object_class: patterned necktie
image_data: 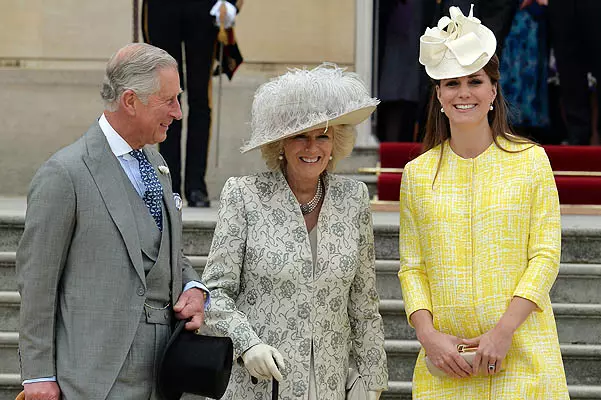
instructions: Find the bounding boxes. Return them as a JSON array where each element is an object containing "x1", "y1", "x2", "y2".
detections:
[{"x1": 130, "y1": 149, "x2": 163, "y2": 231}]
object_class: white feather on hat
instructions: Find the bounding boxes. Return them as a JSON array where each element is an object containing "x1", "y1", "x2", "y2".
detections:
[{"x1": 240, "y1": 62, "x2": 379, "y2": 153}]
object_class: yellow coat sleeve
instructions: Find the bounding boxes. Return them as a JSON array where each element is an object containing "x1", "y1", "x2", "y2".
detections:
[
  {"x1": 398, "y1": 162, "x2": 432, "y2": 326},
  {"x1": 513, "y1": 147, "x2": 561, "y2": 311}
]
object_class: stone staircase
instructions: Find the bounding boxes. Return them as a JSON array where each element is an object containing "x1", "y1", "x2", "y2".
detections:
[{"x1": 1, "y1": 216, "x2": 601, "y2": 399}]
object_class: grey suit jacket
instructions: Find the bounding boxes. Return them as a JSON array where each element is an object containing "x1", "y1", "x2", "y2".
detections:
[{"x1": 16, "y1": 122, "x2": 199, "y2": 399}]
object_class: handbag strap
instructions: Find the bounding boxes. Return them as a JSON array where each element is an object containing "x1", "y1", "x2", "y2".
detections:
[{"x1": 272, "y1": 379, "x2": 279, "y2": 400}]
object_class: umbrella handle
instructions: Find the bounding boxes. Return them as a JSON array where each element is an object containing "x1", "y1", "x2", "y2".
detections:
[
  {"x1": 272, "y1": 379, "x2": 279, "y2": 400},
  {"x1": 249, "y1": 377, "x2": 279, "y2": 399}
]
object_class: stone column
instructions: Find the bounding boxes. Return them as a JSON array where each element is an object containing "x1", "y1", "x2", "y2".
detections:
[{"x1": 354, "y1": 0, "x2": 378, "y2": 148}]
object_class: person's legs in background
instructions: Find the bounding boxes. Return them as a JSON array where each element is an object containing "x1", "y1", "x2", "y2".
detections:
[
  {"x1": 548, "y1": 0, "x2": 598, "y2": 145},
  {"x1": 376, "y1": 100, "x2": 417, "y2": 142},
  {"x1": 182, "y1": 0, "x2": 217, "y2": 207},
  {"x1": 144, "y1": 0, "x2": 185, "y2": 194},
  {"x1": 582, "y1": 0, "x2": 601, "y2": 146}
]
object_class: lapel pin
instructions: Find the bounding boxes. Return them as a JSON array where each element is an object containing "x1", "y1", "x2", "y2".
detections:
[
  {"x1": 158, "y1": 165, "x2": 170, "y2": 175},
  {"x1": 173, "y1": 193, "x2": 183, "y2": 211}
]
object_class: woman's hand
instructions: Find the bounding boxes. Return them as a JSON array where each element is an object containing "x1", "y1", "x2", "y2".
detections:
[
  {"x1": 418, "y1": 329, "x2": 472, "y2": 378},
  {"x1": 462, "y1": 325, "x2": 513, "y2": 375},
  {"x1": 242, "y1": 343, "x2": 285, "y2": 382}
]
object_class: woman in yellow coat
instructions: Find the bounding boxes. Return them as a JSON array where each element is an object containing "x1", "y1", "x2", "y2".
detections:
[{"x1": 398, "y1": 6, "x2": 569, "y2": 399}]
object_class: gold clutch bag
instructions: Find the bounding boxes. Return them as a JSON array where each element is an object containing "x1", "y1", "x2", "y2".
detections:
[{"x1": 425, "y1": 344, "x2": 504, "y2": 377}]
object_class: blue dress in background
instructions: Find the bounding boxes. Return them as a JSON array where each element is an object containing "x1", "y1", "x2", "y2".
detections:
[{"x1": 500, "y1": 4, "x2": 549, "y2": 129}]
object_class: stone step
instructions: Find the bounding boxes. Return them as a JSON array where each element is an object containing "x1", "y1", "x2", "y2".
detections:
[
  {"x1": 4, "y1": 380, "x2": 600, "y2": 400},
  {"x1": 0, "y1": 332, "x2": 18, "y2": 374},
  {"x1": 385, "y1": 340, "x2": 601, "y2": 386},
  {"x1": 3, "y1": 252, "x2": 601, "y2": 304},
  {"x1": 3, "y1": 293, "x2": 600, "y2": 344},
  {"x1": 379, "y1": 300, "x2": 601, "y2": 345},
  {"x1": 0, "y1": 373, "x2": 21, "y2": 400},
  {"x1": 0, "y1": 292, "x2": 19, "y2": 332},
  {"x1": 0, "y1": 252, "x2": 14, "y2": 291},
  {"x1": 374, "y1": 260, "x2": 601, "y2": 304},
  {"x1": 2, "y1": 336, "x2": 601, "y2": 399},
  {"x1": 378, "y1": 382, "x2": 601, "y2": 399},
  {"x1": 1, "y1": 218, "x2": 600, "y2": 263}
]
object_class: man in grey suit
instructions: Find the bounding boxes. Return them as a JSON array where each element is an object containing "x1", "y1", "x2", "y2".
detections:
[{"x1": 17, "y1": 43, "x2": 207, "y2": 400}]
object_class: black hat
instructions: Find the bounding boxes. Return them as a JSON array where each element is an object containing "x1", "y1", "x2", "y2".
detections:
[{"x1": 158, "y1": 320, "x2": 234, "y2": 400}]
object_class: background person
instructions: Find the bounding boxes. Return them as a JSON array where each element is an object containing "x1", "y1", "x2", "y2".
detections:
[{"x1": 142, "y1": 0, "x2": 243, "y2": 206}]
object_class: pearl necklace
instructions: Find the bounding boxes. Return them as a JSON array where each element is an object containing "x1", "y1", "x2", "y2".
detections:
[{"x1": 300, "y1": 177, "x2": 324, "y2": 215}]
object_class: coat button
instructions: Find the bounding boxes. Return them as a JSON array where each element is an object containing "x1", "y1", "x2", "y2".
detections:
[{"x1": 137, "y1": 287, "x2": 145, "y2": 296}]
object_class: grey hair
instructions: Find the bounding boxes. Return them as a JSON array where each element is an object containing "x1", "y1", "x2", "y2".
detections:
[
  {"x1": 101, "y1": 43, "x2": 178, "y2": 111},
  {"x1": 260, "y1": 124, "x2": 356, "y2": 172}
]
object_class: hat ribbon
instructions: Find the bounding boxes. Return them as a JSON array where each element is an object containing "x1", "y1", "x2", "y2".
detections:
[{"x1": 419, "y1": 5, "x2": 489, "y2": 70}]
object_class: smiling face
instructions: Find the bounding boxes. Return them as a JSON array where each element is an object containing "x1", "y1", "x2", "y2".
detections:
[
  {"x1": 134, "y1": 67, "x2": 183, "y2": 146},
  {"x1": 282, "y1": 128, "x2": 333, "y2": 182},
  {"x1": 436, "y1": 69, "x2": 497, "y2": 131}
]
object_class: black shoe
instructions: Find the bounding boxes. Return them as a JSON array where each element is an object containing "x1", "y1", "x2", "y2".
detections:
[{"x1": 187, "y1": 190, "x2": 211, "y2": 208}]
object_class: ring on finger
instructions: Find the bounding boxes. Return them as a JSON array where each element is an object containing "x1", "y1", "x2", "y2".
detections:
[{"x1": 488, "y1": 362, "x2": 496, "y2": 372}]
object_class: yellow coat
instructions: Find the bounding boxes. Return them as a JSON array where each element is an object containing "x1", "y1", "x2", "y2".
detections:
[{"x1": 398, "y1": 137, "x2": 569, "y2": 399}]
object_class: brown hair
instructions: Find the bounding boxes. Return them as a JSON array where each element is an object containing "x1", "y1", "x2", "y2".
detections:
[{"x1": 422, "y1": 54, "x2": 535, "y2": 184}]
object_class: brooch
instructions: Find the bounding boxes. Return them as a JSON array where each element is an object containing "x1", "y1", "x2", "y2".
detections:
[{"x1": 173, "y1": 193, "x2": 183, "y2": 211}]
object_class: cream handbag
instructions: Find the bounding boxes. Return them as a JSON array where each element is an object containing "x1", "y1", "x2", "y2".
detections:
[
  {"x1": 346, "y1": 367, "x2": 369, "y2": 400},
  {"x1": 425, "y1": 344, "x2": 505, "y2": 377}
]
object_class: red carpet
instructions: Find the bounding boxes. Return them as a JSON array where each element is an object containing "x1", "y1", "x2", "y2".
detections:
[{"x1": 377, "y1": 143, "x2": 601, "y2": 205}]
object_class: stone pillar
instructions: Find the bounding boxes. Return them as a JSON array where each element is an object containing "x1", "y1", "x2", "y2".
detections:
[{"x1": 354, "y1": 0, "x2": 378, "y2": 148}]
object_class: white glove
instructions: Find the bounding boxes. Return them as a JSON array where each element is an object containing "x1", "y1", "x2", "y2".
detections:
[
  {"x1": 241, "y1": 344, "x2": 284, "y2": 381},
  {"x1": 368, "y1": 391, "x2": 382, "y2": 400},
  {"x1": 209, "y1": 0, "x2": 237, "y2": 28}
]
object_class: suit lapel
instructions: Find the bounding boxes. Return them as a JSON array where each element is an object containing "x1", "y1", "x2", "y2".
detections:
[
  {"x1": 82, "y1": 123, "x2": 146, "y2": 285},
  {"x1": 144, "y1": 149, "x2": 182, "y2": 299}
]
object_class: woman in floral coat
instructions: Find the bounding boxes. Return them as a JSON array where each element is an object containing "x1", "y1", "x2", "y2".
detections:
[
  {"x1": 398, "y1": 6, "x2": 569, "y2": 399},
  {"x1": 202, "y1": 64, "x2": 388, "y2": 400}
]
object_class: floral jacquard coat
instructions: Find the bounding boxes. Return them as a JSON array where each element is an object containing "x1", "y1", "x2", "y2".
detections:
[{"x1": 202, "y1": 171, "x2": 388, "y2": 400}]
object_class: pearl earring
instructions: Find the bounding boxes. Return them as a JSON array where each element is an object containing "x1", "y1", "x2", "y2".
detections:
[
  {"x1": 278, "y1": 153, "x2": 283, "y2": 161},
  {"x1": 490, "y1": 104, "x2": 494, "y2": 111},
  {"x1": 440, "y1": 108, "x2": 445, "y2": 113},
  {"x1": 329, "y1": 156, "x2": 333, "y2": 161}
]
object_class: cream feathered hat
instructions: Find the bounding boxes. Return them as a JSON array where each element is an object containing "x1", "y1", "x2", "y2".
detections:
[
  {"x1": 240, "y1": 63, "x2": 379, "y2": 153},
  {"x1": 419, "y1": 4, "x2": 497, "y2": 80}
]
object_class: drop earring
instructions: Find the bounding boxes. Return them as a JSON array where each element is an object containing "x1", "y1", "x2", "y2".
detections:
[
  {"x1": 278, "y1": 152, "x2": 284, "y2": 161},
  {"x1": 489, "y1": 103, "x2": 494, "y2": 111},
  {"x1": 329, "y1": 156, "x2": 333, "y2": 161},
  {"x1": 440, "y1": 108, "x2": 445, "y2": 113}
]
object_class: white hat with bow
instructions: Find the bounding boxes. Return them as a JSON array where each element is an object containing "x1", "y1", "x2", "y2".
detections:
[{"x1": 419, "y1": 4, "x2": 497, "y2": 80}]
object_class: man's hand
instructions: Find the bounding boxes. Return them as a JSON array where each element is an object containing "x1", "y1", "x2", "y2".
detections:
[
  {"x1": 173, "y1": 288, "x2": 206, "y2": 330},
  {"x1": 23, "y1": 381, "x2": 61, "y2": 400}
]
